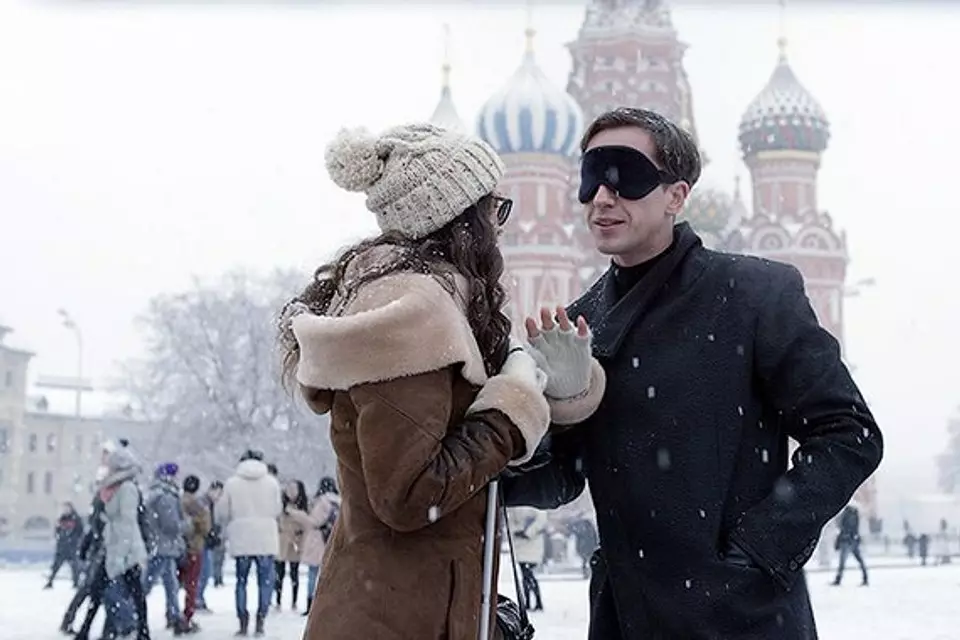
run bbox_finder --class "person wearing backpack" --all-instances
[141,462,188,631]
[286,476,341,617]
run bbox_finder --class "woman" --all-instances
[286,476,342,617]
[507,506,549,612]
[275,479,308,610]
[279,122,603,639]
[99,442,150,640]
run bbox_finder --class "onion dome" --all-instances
[428,26,466,133]
[738,38,830,156]
[683,187,735,236]
[476,26,583,156]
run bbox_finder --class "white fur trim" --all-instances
[548,359,606,425]
[292,273,487,393]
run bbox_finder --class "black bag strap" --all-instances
[497,484,531,629]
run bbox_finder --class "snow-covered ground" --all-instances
[3,562,959,639]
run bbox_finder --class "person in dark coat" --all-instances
[45,501,85,589]
[568,515,599,579]
[504,107,884,640]
[60,495,111,639]
[832,503,868,586]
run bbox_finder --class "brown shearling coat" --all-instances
[289,249,604,640]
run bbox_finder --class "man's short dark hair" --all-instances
[240,449,264,462]
[183,475,201,494]
[580,107,702,188]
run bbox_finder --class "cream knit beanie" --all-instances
[324,122,505,240]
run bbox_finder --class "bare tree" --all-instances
[937,415,960,493]
[122,269,334,486]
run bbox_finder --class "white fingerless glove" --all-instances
[501,339,548,392]
[527,325,593,400]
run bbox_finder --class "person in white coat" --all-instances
[216,449,282,636]
[508,506,549,612]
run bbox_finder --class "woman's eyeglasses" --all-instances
[493,197,513,226]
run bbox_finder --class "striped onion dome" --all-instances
[476,27,583,157]
[739,39,830,156]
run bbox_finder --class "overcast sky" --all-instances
[1,0,958,512]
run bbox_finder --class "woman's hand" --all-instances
[501,340,548,392]
[524,306,593,400]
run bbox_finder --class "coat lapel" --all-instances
[590,223,702,360]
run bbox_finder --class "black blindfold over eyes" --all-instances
[578,145,679,204]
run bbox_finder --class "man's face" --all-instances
[209,487,223,501]
[583,126,689,266]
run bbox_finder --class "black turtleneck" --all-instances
[611,237,677,300]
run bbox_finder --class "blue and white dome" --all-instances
[476,28,583,157]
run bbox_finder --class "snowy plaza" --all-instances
[4,560,960,639]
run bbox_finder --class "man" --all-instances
[45,501,84,589]
[216,449,282,637]
[142,462,188,631]
[179,474,212,635]
[832,502,868,586]
[506,107,883,639]
[196,480,225,612]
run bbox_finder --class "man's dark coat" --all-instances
[505,223,883,640]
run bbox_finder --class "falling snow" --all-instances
[657,448,671,470]
[647,386,656,398]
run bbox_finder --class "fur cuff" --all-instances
[547,359,606,425]
[466,375,550,466]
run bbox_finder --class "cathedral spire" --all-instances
[777,0,788,62]
[524,0,536,58]
[428,23,465,133]
[441,23,452,91]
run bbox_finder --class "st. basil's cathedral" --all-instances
[428,0,875,523]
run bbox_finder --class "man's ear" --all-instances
[665,181,690,216]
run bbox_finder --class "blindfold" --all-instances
[578,145,679,204]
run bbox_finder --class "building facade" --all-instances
[0,325,157,544]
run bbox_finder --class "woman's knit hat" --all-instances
[324,123,505,240]
[155,462,179,479]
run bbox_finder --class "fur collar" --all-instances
[292,254,487,412]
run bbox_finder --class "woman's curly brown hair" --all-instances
[279,194,511,389]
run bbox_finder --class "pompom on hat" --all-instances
[155,462,179,479]
[324,122,505,240]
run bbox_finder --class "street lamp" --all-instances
[57,308,83,417]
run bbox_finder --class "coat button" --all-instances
[789,561,798,571]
